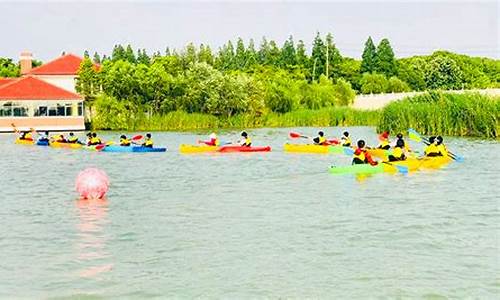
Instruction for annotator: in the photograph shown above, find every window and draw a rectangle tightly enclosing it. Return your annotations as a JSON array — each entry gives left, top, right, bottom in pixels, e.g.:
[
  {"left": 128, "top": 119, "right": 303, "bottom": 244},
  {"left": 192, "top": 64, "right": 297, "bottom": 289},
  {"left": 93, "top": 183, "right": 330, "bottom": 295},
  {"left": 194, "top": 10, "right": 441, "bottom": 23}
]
[
  {"left": 35, "top": 106, "right": 48, "bottom": 116},
  {"left": 57, "top": 104, "right": 65, "bottom": 116},
  {"left": 48, "top": 106, "right": 57, "bottom": 116},
  {"left": 78, "top": 102, "right": 83, "bottom": 116},
  {"left": 65, "top": 105, "right": 72, "bottom": 116},
  {"left": 13, "top": 107, "right": 28, "bottom": 117},
  {"left": 0, "top": 102, "right": 29, "bottom": 117}
]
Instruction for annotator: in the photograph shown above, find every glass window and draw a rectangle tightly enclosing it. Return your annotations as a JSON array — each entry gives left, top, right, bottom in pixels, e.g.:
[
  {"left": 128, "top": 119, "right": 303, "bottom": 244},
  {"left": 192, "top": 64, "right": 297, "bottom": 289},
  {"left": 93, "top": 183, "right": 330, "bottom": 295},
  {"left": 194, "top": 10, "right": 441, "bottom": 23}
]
[
  {"left": 78, "top": 102, "right": 84, "bottom": 116},
  {"left": 0, "top": 102, "right": 13, "bottom": 117},
  {"left": 48, "top": 107, "right": 57, "bottom": 116},
  {"left": 65, "top": 105, "right": 72, "bottom": 116},
  {"left": 35, "top": 106, "right": 48, "bottom": 117},
  {"left": 57, "top": 104, "right": 65, "bottom": 116},
  {"left": 13, "top": 107, "right": 28, "bottom": 117}
]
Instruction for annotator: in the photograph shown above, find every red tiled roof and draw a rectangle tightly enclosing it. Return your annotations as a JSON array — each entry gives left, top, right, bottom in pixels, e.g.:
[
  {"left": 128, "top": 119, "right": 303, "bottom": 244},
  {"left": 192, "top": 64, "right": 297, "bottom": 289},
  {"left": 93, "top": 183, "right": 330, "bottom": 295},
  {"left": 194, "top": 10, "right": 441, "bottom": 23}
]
[
  {"left": 0, "top": 78, "right": 16, "bottom": 87},
  {"left": 29, "top": 53, "right": 84, "bottom": 75},
  {"left": 0, "top": 76, "right": 82, "bottom": 100}
]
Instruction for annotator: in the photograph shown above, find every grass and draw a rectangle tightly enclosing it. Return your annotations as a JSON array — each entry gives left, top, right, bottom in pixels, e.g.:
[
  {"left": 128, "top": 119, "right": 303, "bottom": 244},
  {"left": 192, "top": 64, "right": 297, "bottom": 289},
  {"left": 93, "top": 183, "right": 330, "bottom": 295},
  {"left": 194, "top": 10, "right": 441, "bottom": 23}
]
[{"left": 377, "top": 91, "right": 499, "bottom": 138}]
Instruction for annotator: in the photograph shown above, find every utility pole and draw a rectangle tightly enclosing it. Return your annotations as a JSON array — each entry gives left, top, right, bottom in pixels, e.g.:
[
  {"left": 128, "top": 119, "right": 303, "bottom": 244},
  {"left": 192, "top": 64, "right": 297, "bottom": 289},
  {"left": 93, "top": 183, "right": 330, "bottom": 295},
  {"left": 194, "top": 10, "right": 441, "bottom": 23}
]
[{"left": 325, "top": 41, "right": 329, "bottom": 79}]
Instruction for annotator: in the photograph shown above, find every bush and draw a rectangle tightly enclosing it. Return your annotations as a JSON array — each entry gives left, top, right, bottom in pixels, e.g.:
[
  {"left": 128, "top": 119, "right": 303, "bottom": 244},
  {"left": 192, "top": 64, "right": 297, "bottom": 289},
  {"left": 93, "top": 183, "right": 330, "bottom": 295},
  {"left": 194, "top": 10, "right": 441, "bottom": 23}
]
[{"left": 360, "top": 73, "right": 388, "bottom": 94}]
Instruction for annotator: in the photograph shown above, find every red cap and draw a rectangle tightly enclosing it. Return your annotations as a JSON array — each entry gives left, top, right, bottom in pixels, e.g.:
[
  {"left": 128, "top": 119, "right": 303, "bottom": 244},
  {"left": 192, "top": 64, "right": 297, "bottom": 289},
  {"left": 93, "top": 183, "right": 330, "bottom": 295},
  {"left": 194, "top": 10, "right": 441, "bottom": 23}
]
[{"left": 379, "top": 131, "right": 389, "bottom": 140}]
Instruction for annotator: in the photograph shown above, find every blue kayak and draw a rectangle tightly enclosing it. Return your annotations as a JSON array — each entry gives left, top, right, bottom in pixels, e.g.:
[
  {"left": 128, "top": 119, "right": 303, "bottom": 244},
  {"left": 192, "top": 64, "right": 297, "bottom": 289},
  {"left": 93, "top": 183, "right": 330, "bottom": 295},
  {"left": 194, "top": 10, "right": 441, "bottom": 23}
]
[
  {"left": 102, "top": 145, "right": 167, "bottom": 152},
  {"left": 36, "top": 140, "right": 49, "bottom": 146}
]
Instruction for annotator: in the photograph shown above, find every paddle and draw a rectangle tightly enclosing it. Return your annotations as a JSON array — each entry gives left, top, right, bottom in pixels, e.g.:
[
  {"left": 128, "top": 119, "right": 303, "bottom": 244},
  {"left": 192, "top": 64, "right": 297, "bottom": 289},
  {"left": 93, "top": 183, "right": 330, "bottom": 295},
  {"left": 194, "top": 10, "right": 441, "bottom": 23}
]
[
  {"left": 382, "top": 161, "right": 409, "bottom": 174},
  {"left": 408, "top": 128, "right": 463, "bottom": 162},
  {"left": 289, "top": 131, "right": 339, "bottom": 145}
]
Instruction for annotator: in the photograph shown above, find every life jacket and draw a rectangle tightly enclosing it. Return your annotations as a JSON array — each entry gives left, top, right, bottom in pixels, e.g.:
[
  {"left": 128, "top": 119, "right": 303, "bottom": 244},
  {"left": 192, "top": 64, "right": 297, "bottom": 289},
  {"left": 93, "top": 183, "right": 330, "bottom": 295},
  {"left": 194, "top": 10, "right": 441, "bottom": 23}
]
[
  {"left": 437, "top": 144, "right": 448, "bottom": 157},
  {"left": 120, "top": 138, "right": 131, "bottom": 146},
  {"left": 378, "top": 139, "right": 390, "bottom": 150},
  {"left": 213, "top": 138, "right": 220, "bottom": 146},
  {"left": 89, "top": 137, "right": 102, "bottom": 145},
  {"left": 352, "top": 148, "right": 367, "bottom": 164},
  {"left": 242, "top": 137, "right": 251, "bottom": 147},
  {"left": 424, "top": 143, "right": 441, "bottom": 156},
  {"left": 68, "top": 136, "right": 78, "bottom": 143},
  {"left": 341, "top": 136, "right": 351, "bottom": 147},
  {"left": 143, "top": 138, "right": 153, "bottom": 147},
  {"left": 388, "top": 147, "right": 406, "bottom": 162}
]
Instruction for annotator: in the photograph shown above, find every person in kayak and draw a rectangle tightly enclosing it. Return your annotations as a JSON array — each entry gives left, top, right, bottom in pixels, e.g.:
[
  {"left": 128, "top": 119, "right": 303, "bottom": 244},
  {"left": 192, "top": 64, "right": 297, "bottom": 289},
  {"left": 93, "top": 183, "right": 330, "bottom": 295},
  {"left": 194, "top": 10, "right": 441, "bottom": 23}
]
[
  {"left": 88, "top": 132, "right": 102, "bottom": 146},
  {"left": 199, "top": 133, "right": 220, "bottom": 146},
  {"left": 67, "top": 132, "right": 79, "bottom": 143},
  {"left": 377, "top": 131, "right": 391, "bottom": 150},
  {"left": 38, "top": 131, "right": 49, "bottom": 143},
  {"left": 51, "top": 134, "right": 66, "bottom": 143},
  {"left": 312, "top": 131, "right": 328, "bottom": 145},
  {"left": 239, "top": 131, "right": 252, "bottom": 147},
  {"left": 341, "top": 131, "right": 351, "bottom": 147},
  {"left": 435, "top": 136, "right": 449, "bottom": 157},
  {"left": 19, "top": 131, "right": 33, "bottom": 141},
  {"left": 424, "top": 136, "right": 441, "bottom": 157},
  {"left": 394, "top": 133, "right": 411, "bottom": 152},
  {"left": 142, "top": 133, "right": 154, "bottom": 148},
  {"left": 120, "top": 135, "right": 131, "bottom": 146},
  {"left": 387, "top": 139, "right": 406, "bottom": 161},
  {"left": 352, "top": 140, "right": 378, "bottom": 165}
]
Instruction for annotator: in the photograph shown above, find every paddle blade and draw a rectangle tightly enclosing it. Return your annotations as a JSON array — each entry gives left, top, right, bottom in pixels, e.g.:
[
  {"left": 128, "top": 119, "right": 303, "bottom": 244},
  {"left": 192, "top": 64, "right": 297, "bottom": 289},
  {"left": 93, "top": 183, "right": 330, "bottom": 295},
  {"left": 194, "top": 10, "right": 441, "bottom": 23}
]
[
  {"left": 327, "top": 139, "right": 340, "bottom": 145},
  {"left": 395, "top": 165, "right": 409, "bottom": 174},
  {"left": 105, "top": 141, "right": 114, "bottom": 146},
  {"left": 408, "top": 128, "right": 422, "bottom": 142},
  {"left": 289, "top": 132, "right": 302, "bottom": 138},
  {"left": 131, "top": 135, "right": 143, "bottom": 141},
  {"left": 95, "top": 144, "right": 106, "bottom": 151},
  {"left": 343, "top": 147, "right": 354, "bottom": 156}
]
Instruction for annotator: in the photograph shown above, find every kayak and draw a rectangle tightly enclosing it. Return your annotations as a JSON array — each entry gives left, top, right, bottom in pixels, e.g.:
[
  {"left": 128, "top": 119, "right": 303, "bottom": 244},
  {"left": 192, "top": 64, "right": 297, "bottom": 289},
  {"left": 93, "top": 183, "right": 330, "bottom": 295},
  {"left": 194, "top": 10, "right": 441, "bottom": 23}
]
[
  {"left": 179, "top": 144, "right": 219, "bottom": 154},
  {"left": 283, "top": 143, "right": 347, "bottom": 154},
  {"left": 367, "top": 148, "right": 392, "bottom": 159},
  {"left": 329, "top": 163, "right": 395, "bottom": 175},
  {"left": 83, "top": 145, "right": 103, "bottom": 151},
  {"left": 15, "top": 139, "right": 49, "bottom": 146},
  {"left": 50, "top": 141, "right": 83, "bottom": 149},
  {"left": 103, "top": 145, "right": 167, "bottom": 152},
  {"left": 384, "top": 159, "right": 422, "bottom": 172},
  {"left": 419, "top": 156, "right": 452, "bottom": 169},
  {"left": 218, "top": 145, "right": 271, "bottom": 153}
]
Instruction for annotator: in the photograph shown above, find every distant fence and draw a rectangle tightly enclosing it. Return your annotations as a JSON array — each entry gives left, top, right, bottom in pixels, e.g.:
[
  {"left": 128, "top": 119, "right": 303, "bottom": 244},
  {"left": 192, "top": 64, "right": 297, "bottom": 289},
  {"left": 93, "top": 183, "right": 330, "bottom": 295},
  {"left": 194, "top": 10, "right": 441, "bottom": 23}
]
[{"left": 352, "top": 88, "right": 500, "bottom": 110}]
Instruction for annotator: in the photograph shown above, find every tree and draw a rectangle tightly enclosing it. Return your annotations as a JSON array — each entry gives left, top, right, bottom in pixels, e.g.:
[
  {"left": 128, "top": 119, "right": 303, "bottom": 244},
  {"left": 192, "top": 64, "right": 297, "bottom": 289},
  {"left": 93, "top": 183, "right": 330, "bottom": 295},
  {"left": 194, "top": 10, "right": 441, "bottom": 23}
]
[
  {"left": 234, "top": 38, "right": 247, "bottom": 69},
  {"left": 76, "top": 57, "right": 100, "bottom": 119},
  {"left": 375, "top": 38, "right": 397, "bottom": 77},
  {"left": 215, "top": 41, "right": 235, "bottom": 70},
  {"left": 0, "top": 58, "right": 20, "bottom": 77},
  {"left": 267, "top": 40, "right": 281, "bottom": 66},
  {"left": 360, "top": 73, "right": 389, "bottom": 94},
  {"left": 296, "top": 40, "right": 309, "bottom": 68},
  {"left": 258, "top": 37, "right": 270, "bottom": 64},
  {"left": 83, "top": 50, "right": 90, "bottom": 58},
  {"left": 424, "top": 55, "right": 464, "bottom": 90},
  {"left": 112, "top": 44, "right": 126, "bottom": 61},
  {"left": 125, "top": 44, "right": 136, "bottom": 63},
  {"left": 333, "top": 78, "right": 356, "bottom": 106},
  {"left": 325, "top": 33, "right": 342, "bottom": 79},
  {"left": 198, "top": 44, "right": 214, "bottom": 65},
  {"left": 93, "top": 52, "right": 101, "bottom": 64},
  {"left": 137, "top": 49, "right": 151, "bottom": 65},
  {"left": 279, "top": 35, "right": 297, "bottom": 68},
  {"left": 245, "top": 39, "right": 258, "bottom": 68},
  {"left": 360, "top": 36, "right": 376, "bottom": 73},
  {"left": 387, "top": 76, "right": 410, "bottom": 93},
  {"left": 311, "top": 32, "right": 326, "bottom": 80}
]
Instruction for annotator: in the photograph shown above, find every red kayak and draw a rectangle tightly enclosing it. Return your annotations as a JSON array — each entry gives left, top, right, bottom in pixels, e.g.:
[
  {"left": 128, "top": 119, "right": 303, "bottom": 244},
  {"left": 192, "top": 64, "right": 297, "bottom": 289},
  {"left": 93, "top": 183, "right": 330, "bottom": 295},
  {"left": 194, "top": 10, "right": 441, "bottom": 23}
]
[{"left": 218, "top": 145, "right": 272, "bottom": 153}]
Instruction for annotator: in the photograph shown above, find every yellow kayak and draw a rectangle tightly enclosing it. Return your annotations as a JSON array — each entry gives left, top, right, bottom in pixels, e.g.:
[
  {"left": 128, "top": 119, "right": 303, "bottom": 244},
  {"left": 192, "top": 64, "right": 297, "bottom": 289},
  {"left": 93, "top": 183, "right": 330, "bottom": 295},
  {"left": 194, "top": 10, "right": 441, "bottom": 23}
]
[
  {"left": 50, "top": 141, "right": 83, "bottom": 149},
  {"left": 367, "top": 148, "right": 392, "bottom": 159},
  {"left": 384, "top": 159, "right": 422, "bottom": 172},
  {"left": 419, "top": 156, "right": 452, "bottom": 169},
  {"left": 283, "top": 143, "right": 329, "bottom": 154},
  {"left": 283, "top": 143, "right": 347, "bottom": 154},
  {"left": 179, "top": 144, "right": 219, "bottom": 154},
  {"left": 15, "top": 138, "right": 35, "bottom": 145}
]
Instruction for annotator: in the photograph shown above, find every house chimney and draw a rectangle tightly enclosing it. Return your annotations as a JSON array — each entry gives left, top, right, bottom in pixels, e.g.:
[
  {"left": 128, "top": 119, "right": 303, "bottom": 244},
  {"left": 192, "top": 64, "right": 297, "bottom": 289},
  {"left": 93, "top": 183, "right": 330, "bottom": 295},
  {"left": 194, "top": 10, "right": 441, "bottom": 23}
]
[{"left": 20, "top": 51, "right": 33, "bottom": 75}]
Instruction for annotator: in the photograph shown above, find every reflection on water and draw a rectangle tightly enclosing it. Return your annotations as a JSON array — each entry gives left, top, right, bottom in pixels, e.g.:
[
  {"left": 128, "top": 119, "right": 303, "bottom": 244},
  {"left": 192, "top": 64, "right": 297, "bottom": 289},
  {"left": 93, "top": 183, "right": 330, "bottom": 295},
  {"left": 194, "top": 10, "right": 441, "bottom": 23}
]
[{"left": 75, "top": 198, "right": 113, "bottom": 279}]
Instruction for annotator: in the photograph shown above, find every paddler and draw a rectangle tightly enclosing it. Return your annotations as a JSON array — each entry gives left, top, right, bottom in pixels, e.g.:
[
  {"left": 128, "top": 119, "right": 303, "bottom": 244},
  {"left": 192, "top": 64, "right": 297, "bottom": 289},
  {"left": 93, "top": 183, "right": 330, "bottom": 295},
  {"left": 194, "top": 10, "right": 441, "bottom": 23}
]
[
  {"left": 377, "top": 131, "right": 391, "bottom": 150},
  {"left": 38, "top": 131, "right": 49, "bottom": 142},
  {"left": 120, "top": 135, "right": 131, "bottom": 146},
  {"left": 341, "top": 131, "right": 351, "bottom": 147},
  {"left": 88, "top": 132, "right": 102, "bottom": 146},
  {"left": 142, "top": 133, "right": 154, "bottom": 148},
  {"left": 239, "top": 131, "right": 252, "bottom": 147},
  {"left": 424, "top": 136, "right": 441, "bottom": 157},
  {"left": 67, "top": 132, "right": 79, "bottom": 144},
  {"left": 19, "top": 131, "right": 33, "bottom": 141},
  {"left": 199, "top": 133, "right": 219, "bottom": 146},
  {"left": 312, "top": 131, "right": 328, "bottom": 145},
  {"left": 394, "top": 133, "right": 411, "bottom": 152},
  {"left": 387, "top": 139, "right": 406, "bottom": 161},
  {"left": 51, "top": 134, "right": 66, "bottom": 143},
  {"left": 435, "top": 136, "right": 449, "bottom": 157},
  {"left": 352, "top": 140, "right": 378, "bottom": 165}
]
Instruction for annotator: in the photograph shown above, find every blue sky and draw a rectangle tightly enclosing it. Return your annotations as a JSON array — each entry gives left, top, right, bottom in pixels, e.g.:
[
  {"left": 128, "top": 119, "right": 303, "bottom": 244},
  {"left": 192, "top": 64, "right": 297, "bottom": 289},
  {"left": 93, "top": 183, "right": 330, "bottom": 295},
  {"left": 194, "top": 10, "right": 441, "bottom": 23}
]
[{"left": 1, "top": 0, "right": 498, "bottom": 61}]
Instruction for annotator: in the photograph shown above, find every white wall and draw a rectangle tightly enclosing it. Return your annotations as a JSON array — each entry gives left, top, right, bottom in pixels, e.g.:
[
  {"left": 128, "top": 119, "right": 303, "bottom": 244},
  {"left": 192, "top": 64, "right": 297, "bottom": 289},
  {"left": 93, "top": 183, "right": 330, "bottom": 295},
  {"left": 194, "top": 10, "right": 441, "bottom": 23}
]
[{"left": 34, "top": 75, "right": 77, "bottom": 93}]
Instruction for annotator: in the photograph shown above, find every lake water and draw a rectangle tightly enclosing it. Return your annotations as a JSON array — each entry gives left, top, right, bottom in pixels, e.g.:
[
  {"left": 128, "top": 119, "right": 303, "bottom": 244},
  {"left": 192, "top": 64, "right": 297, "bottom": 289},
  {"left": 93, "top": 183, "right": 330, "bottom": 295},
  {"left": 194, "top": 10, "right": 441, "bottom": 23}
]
[{"left": 0, "top": 127, "right": 498, "bottom": 299}]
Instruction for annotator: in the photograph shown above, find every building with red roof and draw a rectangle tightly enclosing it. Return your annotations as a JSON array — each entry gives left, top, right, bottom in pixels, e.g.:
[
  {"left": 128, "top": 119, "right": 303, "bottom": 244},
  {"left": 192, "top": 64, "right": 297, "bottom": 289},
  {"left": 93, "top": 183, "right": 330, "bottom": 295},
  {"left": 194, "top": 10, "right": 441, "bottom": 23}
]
[{"left": 0, "top": 52, "right": 88, "bottom": 132}]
